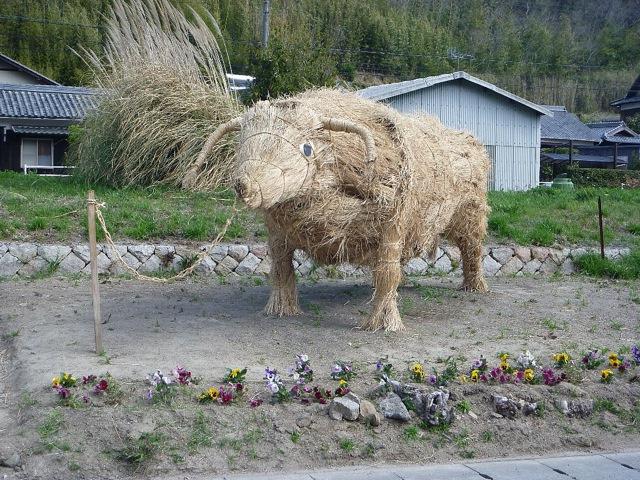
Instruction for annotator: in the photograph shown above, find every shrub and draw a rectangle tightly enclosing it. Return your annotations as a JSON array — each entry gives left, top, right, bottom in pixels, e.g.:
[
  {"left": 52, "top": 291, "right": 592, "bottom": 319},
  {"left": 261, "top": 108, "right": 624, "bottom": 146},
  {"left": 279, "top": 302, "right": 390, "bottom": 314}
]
[{"left": 568, "top": 167, "right": 640, "bottom": 188}]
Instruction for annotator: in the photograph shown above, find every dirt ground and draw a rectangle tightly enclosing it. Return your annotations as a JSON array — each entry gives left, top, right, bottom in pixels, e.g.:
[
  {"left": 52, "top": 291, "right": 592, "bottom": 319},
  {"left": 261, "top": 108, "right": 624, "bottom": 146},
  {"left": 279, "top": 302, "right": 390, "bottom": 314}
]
[{"left": 0, "top": 274, "right": 639, "bottom": 479}]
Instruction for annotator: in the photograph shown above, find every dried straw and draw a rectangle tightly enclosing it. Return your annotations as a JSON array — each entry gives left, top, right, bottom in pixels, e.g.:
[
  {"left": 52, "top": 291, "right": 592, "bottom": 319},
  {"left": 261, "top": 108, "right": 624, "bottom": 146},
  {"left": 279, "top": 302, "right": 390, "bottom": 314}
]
[
  {"left": 69, "top": 0, "right": 241, "bottom": 189},
  {"left": 187, "top": 88, "right": 490, "bottom": 332}
]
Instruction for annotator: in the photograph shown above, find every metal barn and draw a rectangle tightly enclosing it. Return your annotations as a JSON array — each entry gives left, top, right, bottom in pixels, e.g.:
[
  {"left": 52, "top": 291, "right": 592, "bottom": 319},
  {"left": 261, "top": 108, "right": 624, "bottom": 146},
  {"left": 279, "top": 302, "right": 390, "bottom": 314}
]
[{"left": 358, "top": 71, "right": 551, "bottom": 191}]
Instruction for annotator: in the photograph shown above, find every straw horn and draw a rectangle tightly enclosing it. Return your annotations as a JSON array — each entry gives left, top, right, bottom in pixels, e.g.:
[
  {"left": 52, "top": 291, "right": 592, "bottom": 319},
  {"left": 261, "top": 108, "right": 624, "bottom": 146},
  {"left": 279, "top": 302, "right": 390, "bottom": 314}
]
[
  {"left": 320, "top": 117, "right": 377, "bottom": 166},
  {"left": 183, "top": 117, "right": 242, "bottom": 189}
]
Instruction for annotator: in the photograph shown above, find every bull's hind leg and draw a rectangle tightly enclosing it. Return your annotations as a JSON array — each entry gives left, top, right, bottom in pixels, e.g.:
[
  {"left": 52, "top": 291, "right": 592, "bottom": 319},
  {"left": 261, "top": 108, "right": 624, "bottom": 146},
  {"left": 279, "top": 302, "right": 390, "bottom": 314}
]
[
  {"left": 450, "top": 207, "right": 489, "bottom": 293},
  {"left": 360, "top": 230, "right": 405, "bottom": 332},
  {"left": 264, "top": 233, "right": 301, "bottom": 316}
]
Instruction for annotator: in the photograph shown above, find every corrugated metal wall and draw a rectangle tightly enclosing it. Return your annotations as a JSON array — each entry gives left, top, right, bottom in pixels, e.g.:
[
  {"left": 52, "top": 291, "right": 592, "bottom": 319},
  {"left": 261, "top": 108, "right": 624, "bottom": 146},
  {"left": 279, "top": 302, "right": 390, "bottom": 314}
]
[{"left": 385, "top": 80, "right": 541, "bottom": 191}]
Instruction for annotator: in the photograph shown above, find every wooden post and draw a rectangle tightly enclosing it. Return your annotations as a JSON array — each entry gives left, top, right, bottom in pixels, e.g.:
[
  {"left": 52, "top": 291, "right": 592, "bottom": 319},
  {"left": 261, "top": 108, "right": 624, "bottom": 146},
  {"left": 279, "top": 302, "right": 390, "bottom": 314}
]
[
  {"left": 87, "top": 190, "right": 103, "bottom": 354},
  {"left": 598, "top": 196, "right": 605, "bottom": 259}
]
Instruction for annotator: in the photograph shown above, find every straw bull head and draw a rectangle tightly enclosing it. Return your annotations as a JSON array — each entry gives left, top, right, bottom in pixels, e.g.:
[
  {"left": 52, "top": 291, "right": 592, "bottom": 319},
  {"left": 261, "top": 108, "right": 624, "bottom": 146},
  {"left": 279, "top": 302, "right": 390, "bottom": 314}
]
[{"left": 183, "top": 100, "right": 376, "bottom": 208}]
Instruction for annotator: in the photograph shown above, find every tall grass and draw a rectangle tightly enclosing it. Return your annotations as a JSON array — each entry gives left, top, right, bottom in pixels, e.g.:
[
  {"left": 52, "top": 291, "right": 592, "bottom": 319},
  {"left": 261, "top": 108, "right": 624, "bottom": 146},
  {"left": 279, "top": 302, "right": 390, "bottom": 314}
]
[
  {"left": 574, "top": 250, "right": 640, "bottom": 279},
  {"left": 69, "top": 0, "right": 241, "bottom": 189}
]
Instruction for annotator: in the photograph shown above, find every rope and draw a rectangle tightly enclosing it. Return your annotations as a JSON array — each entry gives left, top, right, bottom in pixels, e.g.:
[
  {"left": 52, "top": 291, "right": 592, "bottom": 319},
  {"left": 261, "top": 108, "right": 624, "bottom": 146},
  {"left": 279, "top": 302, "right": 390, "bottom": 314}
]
[{"left": 88, "top": 198, "right": 237, "bottom": 284}]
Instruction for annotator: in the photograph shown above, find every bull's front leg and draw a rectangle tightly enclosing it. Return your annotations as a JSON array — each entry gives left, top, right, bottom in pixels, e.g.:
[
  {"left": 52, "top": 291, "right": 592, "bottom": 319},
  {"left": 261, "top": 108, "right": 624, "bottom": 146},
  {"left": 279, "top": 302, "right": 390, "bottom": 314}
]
[
  {"left": 264, "top": 232, "right": 301, "bottom": 316},
  {"left": 360, "top": 229, "right": 405, "bottom": 332}
]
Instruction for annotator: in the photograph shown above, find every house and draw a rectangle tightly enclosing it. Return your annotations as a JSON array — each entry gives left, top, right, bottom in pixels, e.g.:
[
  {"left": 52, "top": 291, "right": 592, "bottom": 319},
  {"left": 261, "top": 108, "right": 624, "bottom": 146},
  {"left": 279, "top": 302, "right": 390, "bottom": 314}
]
[
  {"left": 0, "top": 52, "right": 59, "bottom": 86},
  {"left": 358, "top": 71, "right": 552, "bottom": 191},
  {"left": 0, "top": 83, "right": 98, "bottom": 172},
  {"left": 611, "top": 74, "right": 640, "bottom": 122},
  {"left": 581, "top": 120, "right": 640, "bottom": 169}
]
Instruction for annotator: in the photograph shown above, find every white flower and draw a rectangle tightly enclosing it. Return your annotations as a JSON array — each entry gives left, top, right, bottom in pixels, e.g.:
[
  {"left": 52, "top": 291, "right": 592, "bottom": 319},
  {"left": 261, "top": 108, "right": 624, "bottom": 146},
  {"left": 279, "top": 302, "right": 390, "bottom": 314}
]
[
  {"left": 268, "top": 382, "right": 279, "bottom": 394},
  {"left": 517, "top": 351, "right": 537, "bottom": 369},
  {"left": 299, "top": 354, "right": 308, "bottom": 363}
]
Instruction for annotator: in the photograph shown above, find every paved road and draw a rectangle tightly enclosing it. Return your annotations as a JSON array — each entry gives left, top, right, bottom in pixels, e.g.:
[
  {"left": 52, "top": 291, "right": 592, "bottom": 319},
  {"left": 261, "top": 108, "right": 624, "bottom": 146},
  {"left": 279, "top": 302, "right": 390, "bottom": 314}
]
[{"left": 208, "top": 452, "right": 640, "bottom": 480}]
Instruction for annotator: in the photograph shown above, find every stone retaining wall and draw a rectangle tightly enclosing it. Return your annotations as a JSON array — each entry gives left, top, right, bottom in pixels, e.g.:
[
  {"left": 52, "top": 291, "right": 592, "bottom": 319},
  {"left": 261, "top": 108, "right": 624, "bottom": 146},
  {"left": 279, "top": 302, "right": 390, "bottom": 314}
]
[{"left": 0, "top": 241, "right": 630, "bottom": 279}]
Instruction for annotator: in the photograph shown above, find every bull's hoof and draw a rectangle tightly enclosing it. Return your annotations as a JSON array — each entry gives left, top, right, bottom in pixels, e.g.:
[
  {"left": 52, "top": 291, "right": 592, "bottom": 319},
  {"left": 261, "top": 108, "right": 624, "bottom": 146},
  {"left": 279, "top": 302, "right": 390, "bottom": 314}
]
[
  {"left": 264, "top": 294, "right": 302, "bottom": 317},
  {"left": 459, "top": 278, "right": 489, "bottom": 293},
  {"left": 359, "top": 305, "right": 406, "bottom": 333}
]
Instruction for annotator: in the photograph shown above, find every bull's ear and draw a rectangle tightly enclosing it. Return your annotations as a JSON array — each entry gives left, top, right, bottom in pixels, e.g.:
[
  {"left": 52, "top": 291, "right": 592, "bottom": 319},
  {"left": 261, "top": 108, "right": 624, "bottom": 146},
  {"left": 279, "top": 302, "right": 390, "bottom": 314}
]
[
  {"left": 319, "top": 117, "right": 377, "bottom": 166},
  {"left": 183, "top": 117, "right": 242, "bottom": 189}
]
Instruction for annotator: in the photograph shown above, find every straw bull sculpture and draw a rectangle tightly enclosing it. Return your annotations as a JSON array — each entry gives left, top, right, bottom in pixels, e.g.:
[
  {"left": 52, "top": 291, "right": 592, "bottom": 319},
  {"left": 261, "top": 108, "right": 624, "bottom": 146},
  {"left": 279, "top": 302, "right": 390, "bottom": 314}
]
[{"left": 183, "top": 89, "right": 490, "bottom": 332}]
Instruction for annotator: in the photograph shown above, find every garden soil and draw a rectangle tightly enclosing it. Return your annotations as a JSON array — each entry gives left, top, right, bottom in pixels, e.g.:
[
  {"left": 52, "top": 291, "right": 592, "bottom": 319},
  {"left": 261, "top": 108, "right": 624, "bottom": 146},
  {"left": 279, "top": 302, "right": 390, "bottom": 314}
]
[{"left": 0, "top": 275, "right": 638, "bottom": 479}]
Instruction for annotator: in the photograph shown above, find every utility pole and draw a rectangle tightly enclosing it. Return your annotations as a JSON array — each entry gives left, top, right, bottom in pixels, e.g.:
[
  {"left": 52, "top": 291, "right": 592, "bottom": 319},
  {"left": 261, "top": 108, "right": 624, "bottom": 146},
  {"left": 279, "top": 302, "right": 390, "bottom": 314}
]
[{"left": 261, "top": 0, "right": 270, "bottom": 48}]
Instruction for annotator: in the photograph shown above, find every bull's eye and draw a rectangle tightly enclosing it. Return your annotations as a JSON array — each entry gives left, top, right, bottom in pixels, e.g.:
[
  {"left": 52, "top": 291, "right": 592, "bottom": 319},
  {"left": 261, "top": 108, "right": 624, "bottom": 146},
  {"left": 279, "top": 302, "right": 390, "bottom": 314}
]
[{"left": 299, "top": 142, "right": 314, "bottom": 157}]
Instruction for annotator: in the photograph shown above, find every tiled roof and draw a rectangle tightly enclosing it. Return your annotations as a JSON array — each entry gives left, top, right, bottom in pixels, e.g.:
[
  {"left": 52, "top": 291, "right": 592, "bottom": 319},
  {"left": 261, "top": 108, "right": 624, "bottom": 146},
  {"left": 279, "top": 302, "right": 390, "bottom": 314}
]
[
  {"left": 0, "top": 83, "right": 98, "bottom": 120},
  {"left": 611, "top": 74, "right": 640, "bottom": 106},
  {"left": 541, "top": 106, "right": 601, "bottom": 143},
  {"left": 357, "top": 71, "right": 551, "bottom": 116},
  {"left": 587, "top": 120, "right": 640, "bottom": 144},
  {"left": 11, "top": 125, "right": 69, "bottom": 135}
]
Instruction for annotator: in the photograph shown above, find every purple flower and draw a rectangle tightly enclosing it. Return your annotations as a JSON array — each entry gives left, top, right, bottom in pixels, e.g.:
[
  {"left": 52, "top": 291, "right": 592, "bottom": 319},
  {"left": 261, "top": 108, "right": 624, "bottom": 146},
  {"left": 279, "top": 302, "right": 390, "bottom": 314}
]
[
  {"left": 82, "top": 394, "right": 90, "bottom": 404},
  {"left": 428, "top": 374, "right": 437, "bottom": 385},
  {"left": 375, "top": 360, "right": 383, "bottom": 371},
  {"left": 172, "top": 365, "right": 192, "bottom": 385},
  {"left": 631, "top": 345, "right": 640, "bottom": 365},
  {"left": 249, "top": 397, "right": 263, "bottom": 408},
  {"left": 55, "top": 386, "right": 71, "bottom": 399},
  {"left": 82, "top": 375, "right": 97, "bottom": 385},
  {"left": 145, "top": 389, "right": 153, "bottom": 401},
  {"left": 331, "top": 364, "right": 342, "bottom": 374},
  {"left": 93, "top": 379, "right": 108, "bottom": 395}
]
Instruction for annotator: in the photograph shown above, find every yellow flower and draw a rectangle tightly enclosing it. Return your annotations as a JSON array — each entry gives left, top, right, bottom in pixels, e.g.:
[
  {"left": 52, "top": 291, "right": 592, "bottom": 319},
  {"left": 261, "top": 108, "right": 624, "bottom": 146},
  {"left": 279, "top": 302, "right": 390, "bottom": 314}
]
[
  {"left": 207, "top": 386, "right": 220, "bottom": 399},
  {"left": 601, "top": 369, "right": 613, "bottom": 382},
  {"left": 608, "top": 353, "right": 619, "bottom": 367},
  {"left": 524, "top": 369, "right": 535, "bottom": 382},
  {"left": 499, "top": 353, "right": 510, "bottom": 362},
  {"left": 411, "top": 363, "right": 424, "bottom": 373},
  {"left": 500, "top": 360, "right": 510, "bottom": 371},
  {"left": 470, "top": 370, "right": 480, "bottom": 382},
  {"left": 459, "top": 374, "right": 469, "bottom": 383},
  {"left": 553, "top": 353, "right": 570, "bottom": 364},
  {"left": 51, "top": 376, "right": 61, "bottom": 387},
  {"left": 338, "top": 379, "right": 348, "bottom": 387},
  {"left": 230, "top": 368, "right": 241, "bottom": 379}
]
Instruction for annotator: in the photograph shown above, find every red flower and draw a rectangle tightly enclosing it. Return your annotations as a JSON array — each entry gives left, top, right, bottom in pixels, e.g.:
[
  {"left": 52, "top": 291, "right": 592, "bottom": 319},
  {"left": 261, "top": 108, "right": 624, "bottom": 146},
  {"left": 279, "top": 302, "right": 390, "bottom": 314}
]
[{"left": 94, "top": 379, "right": 108, "bottom": 394}]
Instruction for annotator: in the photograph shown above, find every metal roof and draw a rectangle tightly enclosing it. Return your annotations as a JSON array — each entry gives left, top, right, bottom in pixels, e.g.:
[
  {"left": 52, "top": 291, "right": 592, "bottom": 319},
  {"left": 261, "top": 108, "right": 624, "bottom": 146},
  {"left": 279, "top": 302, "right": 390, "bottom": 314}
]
[
  {"left": 587, "top": 120, "right": 640, "bottom": 144},
  {"left": 0, "top": 83, "right": 98, "bottom": 120},
  {"left": 11, "top": 125, "right": 69, "bottom": 135},
  {"left": 611, "top": 74, "right": 640, "bottom": 106},
  {"left": 541, "top": 153, "right": 626, "bottom": 164},
  {"left": 540, "top": 106, "right": 601, "bottom": 143},
  {"left": 0, "top": 52, "right": 59, "bottom": 86},
  {"left": 357, "top": 71, "right": 551, "bottom": 116}
]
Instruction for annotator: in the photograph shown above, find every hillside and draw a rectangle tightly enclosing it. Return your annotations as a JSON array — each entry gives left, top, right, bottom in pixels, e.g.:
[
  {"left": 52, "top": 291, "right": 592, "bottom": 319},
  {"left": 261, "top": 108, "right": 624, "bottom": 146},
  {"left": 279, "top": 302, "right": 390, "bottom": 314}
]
[{"left": 0, "top": 0, "right": 638, "bottom": 114}]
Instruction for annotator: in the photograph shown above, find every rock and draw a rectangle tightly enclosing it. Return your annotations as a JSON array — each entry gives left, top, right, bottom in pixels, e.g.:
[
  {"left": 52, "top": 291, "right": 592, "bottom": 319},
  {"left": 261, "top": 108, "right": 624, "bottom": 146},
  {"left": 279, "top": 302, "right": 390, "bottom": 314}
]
[
  {"left": 138, "top": 254, "right": 163, "bottom": 274},
  {"left": 1, "top": 452, "right": 21, "bottom": 468},
  {"left": 520, "top": 258, "right": 541, "bottom": 274},
  {"left": 8, "top": 243, "right": 37, "bottom": 263},
  {"left": 568, "top": 399, "right": 594, "bottom": 418},
  {"left": 343, "top": 392, "right": 361, "bottom": 405},
  {"left": 499, "top": 256, "right": 524, "bottom": 276},
  {"left": 561, "top": 258, "right": 575, "bottom": 275},
  {"left": 531, "top": 247, "right": 550, "bottom": 262},
  {"left": 337, "top": 263, "right": 357, "bottom": 276},
  {"left": 0, "top": 244, "right": 7, "bottom": 255},
  {"left": 255, "top": 257, "right": 272, "bottom": 275},
  {"left": 414, "top": 389, "right": 454, "bottom": 426},
  {"left": 193, "top": 256, "right": 216, "bottom": 275},
  {"left": 85, "top": 252, "right": 112, "bottom": 274},
  {"left": 228, "top": 244, "right": 249, "bottom": 262},
  {"left": 18, "top": 257, "right": 48, "bottom": 277},
  {"left": 128, "top": 244, "right": 155, "bottom": 262},
  {"left": 433, "top": 254, "right": 452, "bottom": 273},
  {"left": 548, "top": 248, "right": 566, "bottom": 265},
  {"left": 296, "top": 414, "right": 312, "bottom": 428},
  {"left": 442, "top": 245, "right": 461, "bottom": 263},
  {"left": 109, "top": 251, "right": 140, "bottom": 275},
  {"left": 556, "top": 383, "right": 587, "bottom": 398},
  {"left": 0, "top": 254, "right": 21, "bottom": 277},
  {"left": 403, "top": 257, "right": 429, "bottom": 275},
  {"left": 57, "top": 252, "right": 86, "bottom": 274},
  {"left": 492, "top": 394, "right": 518, "bottom": 419},
  {"left": 329, "top": 396, "right": 360, "bottom": 421},
  {"left": 208, "top": 245, "right": 228, "bottom": 262},
  {"left": 378, "top": 393, "right": 410, "bottom": 422},
  {"left": 514, "top": 246, "right": 531, "bottom": 262},
  {"left": 468, "top": 411, "right": 478, "bottom": 420},
  {"left": 328, "top": 408, "right": 343, "bottom": 421},
  {"left": 297, "top": 259, "right": 315, "bottom": 276},
  {"left": 214, "top": 255, "right": 239, "bottom": 275},
  {"left": 522, "top": 402, "right": 538, "bottom": 415},
  {"left": 236, "top": 253, "right": 261, "bottom": 274},
  {"left": 490, "top": 412, "right": 503, "bottom": 419},
  {"left": 359, "top": 399, "right": 377, "bottom": 418},
  {"left": 367, "top": 412, "right": 383, "bottom": 427},
  {"left": 555, "top": 398, "right": 570, "bottom": 415},
  {"left": 491, "top": 246, "right": 514, "bottom": 265},
  {"left": 101, "top": 244, "right": 127, "bottom": 262},
  {"left": 251, "top": 244, "right": 268, "bottom": 259},
  {"left": 539, "top": 258, "right": 558, "bottom": 274},
  {"left": 482, "top": 255, "right": 502, "bottom": 276},
  {"left": 37, "top": 245, "right": 72, "bottom": 263}
]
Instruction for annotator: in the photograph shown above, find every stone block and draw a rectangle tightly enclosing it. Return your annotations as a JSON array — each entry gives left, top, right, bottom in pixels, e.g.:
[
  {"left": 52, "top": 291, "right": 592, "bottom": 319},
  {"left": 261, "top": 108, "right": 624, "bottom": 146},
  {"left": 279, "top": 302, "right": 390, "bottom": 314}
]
[
  {"left": 378, "top": 393, "right": 410, "bottom": 422},
  {"left": 37, "top": 245, "right": 72, "bottom": 263},
  {"left": 18, "top": 256, "right": 48, "bottom": 277},
  {"left": 520, "top": 258, "right": 541, "bottom": 274},
  {"left": 491, "top": 246, "right": 514, "bottom": 265},
  {"left": 499, "top": 256, "right": 524, "bottom": 276},
  {"left": 255, "top": 257, "right": 272, "bottom": 275},
  {"left": 109, "top": 252, "right": 141, "bottom": 275},
  {"left": 531, "top": 247, "right": 549, "bottom": 262},
  {"left": 0, "top": 253, "right": 20, "bottom": 277},
  {"left": 337, "top": 263, "right": 357, "bottom": 276},
  {"left": 236, "top": 253, "right": 261, "bottom": 274},
  {"left": 482, "top": 255, "right": 501, "bottom": 276},
  {"left": 539, "top": 258, "right": 558, "bottom": 274},
  {"left": 101, "top": 244, "right": 127, "bottom": 262},
  {"left": 58, "top": 252, "right": 86, "bottom": 274},
  {"left": 293, "top": 249, "right": 309, "bottom": 264},
  {"left": 0, "top": 243, "right": 7, "bottom": 255},
  {"left": 250, "top": 244, "right": 269, "bottom": 259},
  {"left": 433, "top": 254, "right": 452, "bottom": 273},
  {"left": 297, "top": 259, "right": 315, "bottom": 276},
  {"left": 441, "top": 245, "right": 461, "bottom": 263},
  {"left": 155, "top": 245, "right": 175, "bottom": 258},
  {"left": 8, "top": 243, "right": 37, "bottom": 263},
  {"left": 128, "top": 244, "right": 155, "bottom": 262},
  {"left": 214, "top": 255, "right": 238, "bottom": 275},
  {"left": 85, "top": 252, "right": 112, "bottom": 274},
  {"left": 195, "top": 256, "right": 217, "bottom": 275},
  {"left": 138, "top": 254, "right": 163, "bottom": 274},
  {"left": 561, "top": 258, "right": 575, "bottom": 275},
  {"left": 228, "top": 244, "right": 249, "bottom": 262},
  {"left": 208, "top": 245, "right": 228, "bottom": 262},
  {"left": 548, "top": 248, "right": 566, "bottom": 265},
  {"left": 403, "top": 257, "right": 429, "bottom": 275},
  {"left": 514, "top": 246, "right": 531, "bottom": 262}
]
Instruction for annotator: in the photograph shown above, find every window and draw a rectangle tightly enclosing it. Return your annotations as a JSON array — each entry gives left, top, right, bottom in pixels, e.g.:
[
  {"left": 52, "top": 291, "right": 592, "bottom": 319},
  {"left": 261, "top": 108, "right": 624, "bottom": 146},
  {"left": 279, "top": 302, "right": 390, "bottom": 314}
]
[{"left": 21, "top": 138, "right": 53, "bottom": 167}]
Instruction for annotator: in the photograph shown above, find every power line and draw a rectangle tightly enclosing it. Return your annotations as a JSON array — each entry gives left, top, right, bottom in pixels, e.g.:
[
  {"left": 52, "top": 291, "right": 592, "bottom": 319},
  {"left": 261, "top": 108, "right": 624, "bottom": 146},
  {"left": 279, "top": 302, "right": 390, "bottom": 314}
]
[{"left": 0, "top": 14, "right": 100, "bottom": 29}]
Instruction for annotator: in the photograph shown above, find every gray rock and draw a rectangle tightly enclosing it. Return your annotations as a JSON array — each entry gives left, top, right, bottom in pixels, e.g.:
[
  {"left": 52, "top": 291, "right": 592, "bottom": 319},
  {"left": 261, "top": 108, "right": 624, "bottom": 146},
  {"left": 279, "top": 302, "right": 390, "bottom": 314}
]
[
  {"left": 568, "top": 399, "right": 594, "bottom": 418},
  {"left": 561, "top": 258, "right": 575, "bottom": 275},
  {"left": 155, "top": 245, "right": 175, "bottom": 258},
  {"left": 491, "top": 246, "right": 514, "bottom": 265},
  {"left": 297, "top": 259, "right": 315, "bottom": 276},
  {"left": 84, "top": 252, "right": 111, "bottom": 274},
  {"left": 414, "top": 389, "right": 454, "bottom": 426},
  {"left": 442, "top": 245, "right": 461, "bottom": 263},
  {"left": 195, "top": 256, "right": 217, "bottom": 275},
  {"left": 531, "top": 247, "right": 550, "bottom": 261},
  {"left": 499, "top": 256, "right": 524, "bottom": 276},
  {"left": 109, "top": 251, "right": 141, "bottom": 275},
  {"left": 214, "top": 255, "right": 239, "bottom": 275},
  {"left": 482, "top": 255, "right": 502, "bottom": 276},
  {"left": 539, "top": 258, "right": 558, "bottom": 274},
  {"left": 492, "top": 394, "right": 518, "bottom": 419},
  {"left": 329, "top": 396, "right": 359, "bottom": 421},
  {"left": 101, "top": 244, "right": 127, "bottom": 262},
  {"left": 433, "top": 254, "right": 452, "bottom": 273},
  {"left": 128, "top": 244, "right": 155, "bottom": 262},
  {"left": 37, "top": 245, "right": 72, "bottom": 263},
  {"left": 1, "top": 452, "right": 21, "bottom": 468},
  {"left": 138, "top": 254, "right": 163, "bottom": 274},
  {"left": 255, "top": 257, "right": 272, "bottom": 275},
  {"left": 403, "top": 257, "right": 429, "bottom": 275},
  {"left": 520, "top": 258, "right": 542, "bottom": 274},
  {"left": 548, "top": 248, "right": 566, "bottom": 265},
  {"left": 522, "top": 402, "right": 538, "bottom": 415},
  {"left": 337, "top": 263, "right": 357, "bottom": 276},
  {"left": 228, "top": 244, "right": 249, "bottom": 262},
  {"left": 514, "top": 246, "right": 531, "bottom": 262},
  {"left": 208, "top": 245, "right": 228, "bottom": 262},
  {"left": 378, "top": 393, "right": 410, "bottom": 422},
  {"left": 18, "top": 256, "right": 48, "bottom": 277},
  {"left": 490, "top": 412, "right": 503, "bottom": 419},
  {"left": 236, "top": 253, "right": 261, "bottom": 274},
  {"left": 8, "top": 243, "right": 37, "bottom": 263},
  {"left": 0, "top": 243, "right": 7, "bottom": 255},
  {"left": 296, "top": 414, "right": 312, "bottom": 428},
  {"left": 555, "top": 398, "right": 570, "bottom": 415},
  {"left": 251, "top": 244, "right": 268, "bottom": 259},
  {"left": 57, "top": 252, "right": 86, "bottom": 274},
  {"left": 293, "top": 249, "right": 309, "bottom": 264}
]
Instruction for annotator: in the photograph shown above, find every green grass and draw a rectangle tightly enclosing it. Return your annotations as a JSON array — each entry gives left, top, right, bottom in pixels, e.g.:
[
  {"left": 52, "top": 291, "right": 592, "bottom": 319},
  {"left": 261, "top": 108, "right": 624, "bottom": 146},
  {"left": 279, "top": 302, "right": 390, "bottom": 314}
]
[
  {"left": 574, "top": 250, "right": 640, "bottom": 279},
  {"left": 338, "top": 438, "right": 355, "bottom": 452},
  {"left": 187, "top": 411, "right": 213, "bottom": 452},
  {"left": 3, "top": 174, "right": 640, "bottom": 247},
  {"left": 115, "top": 432, "right": 165, "bottom": 464}
]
